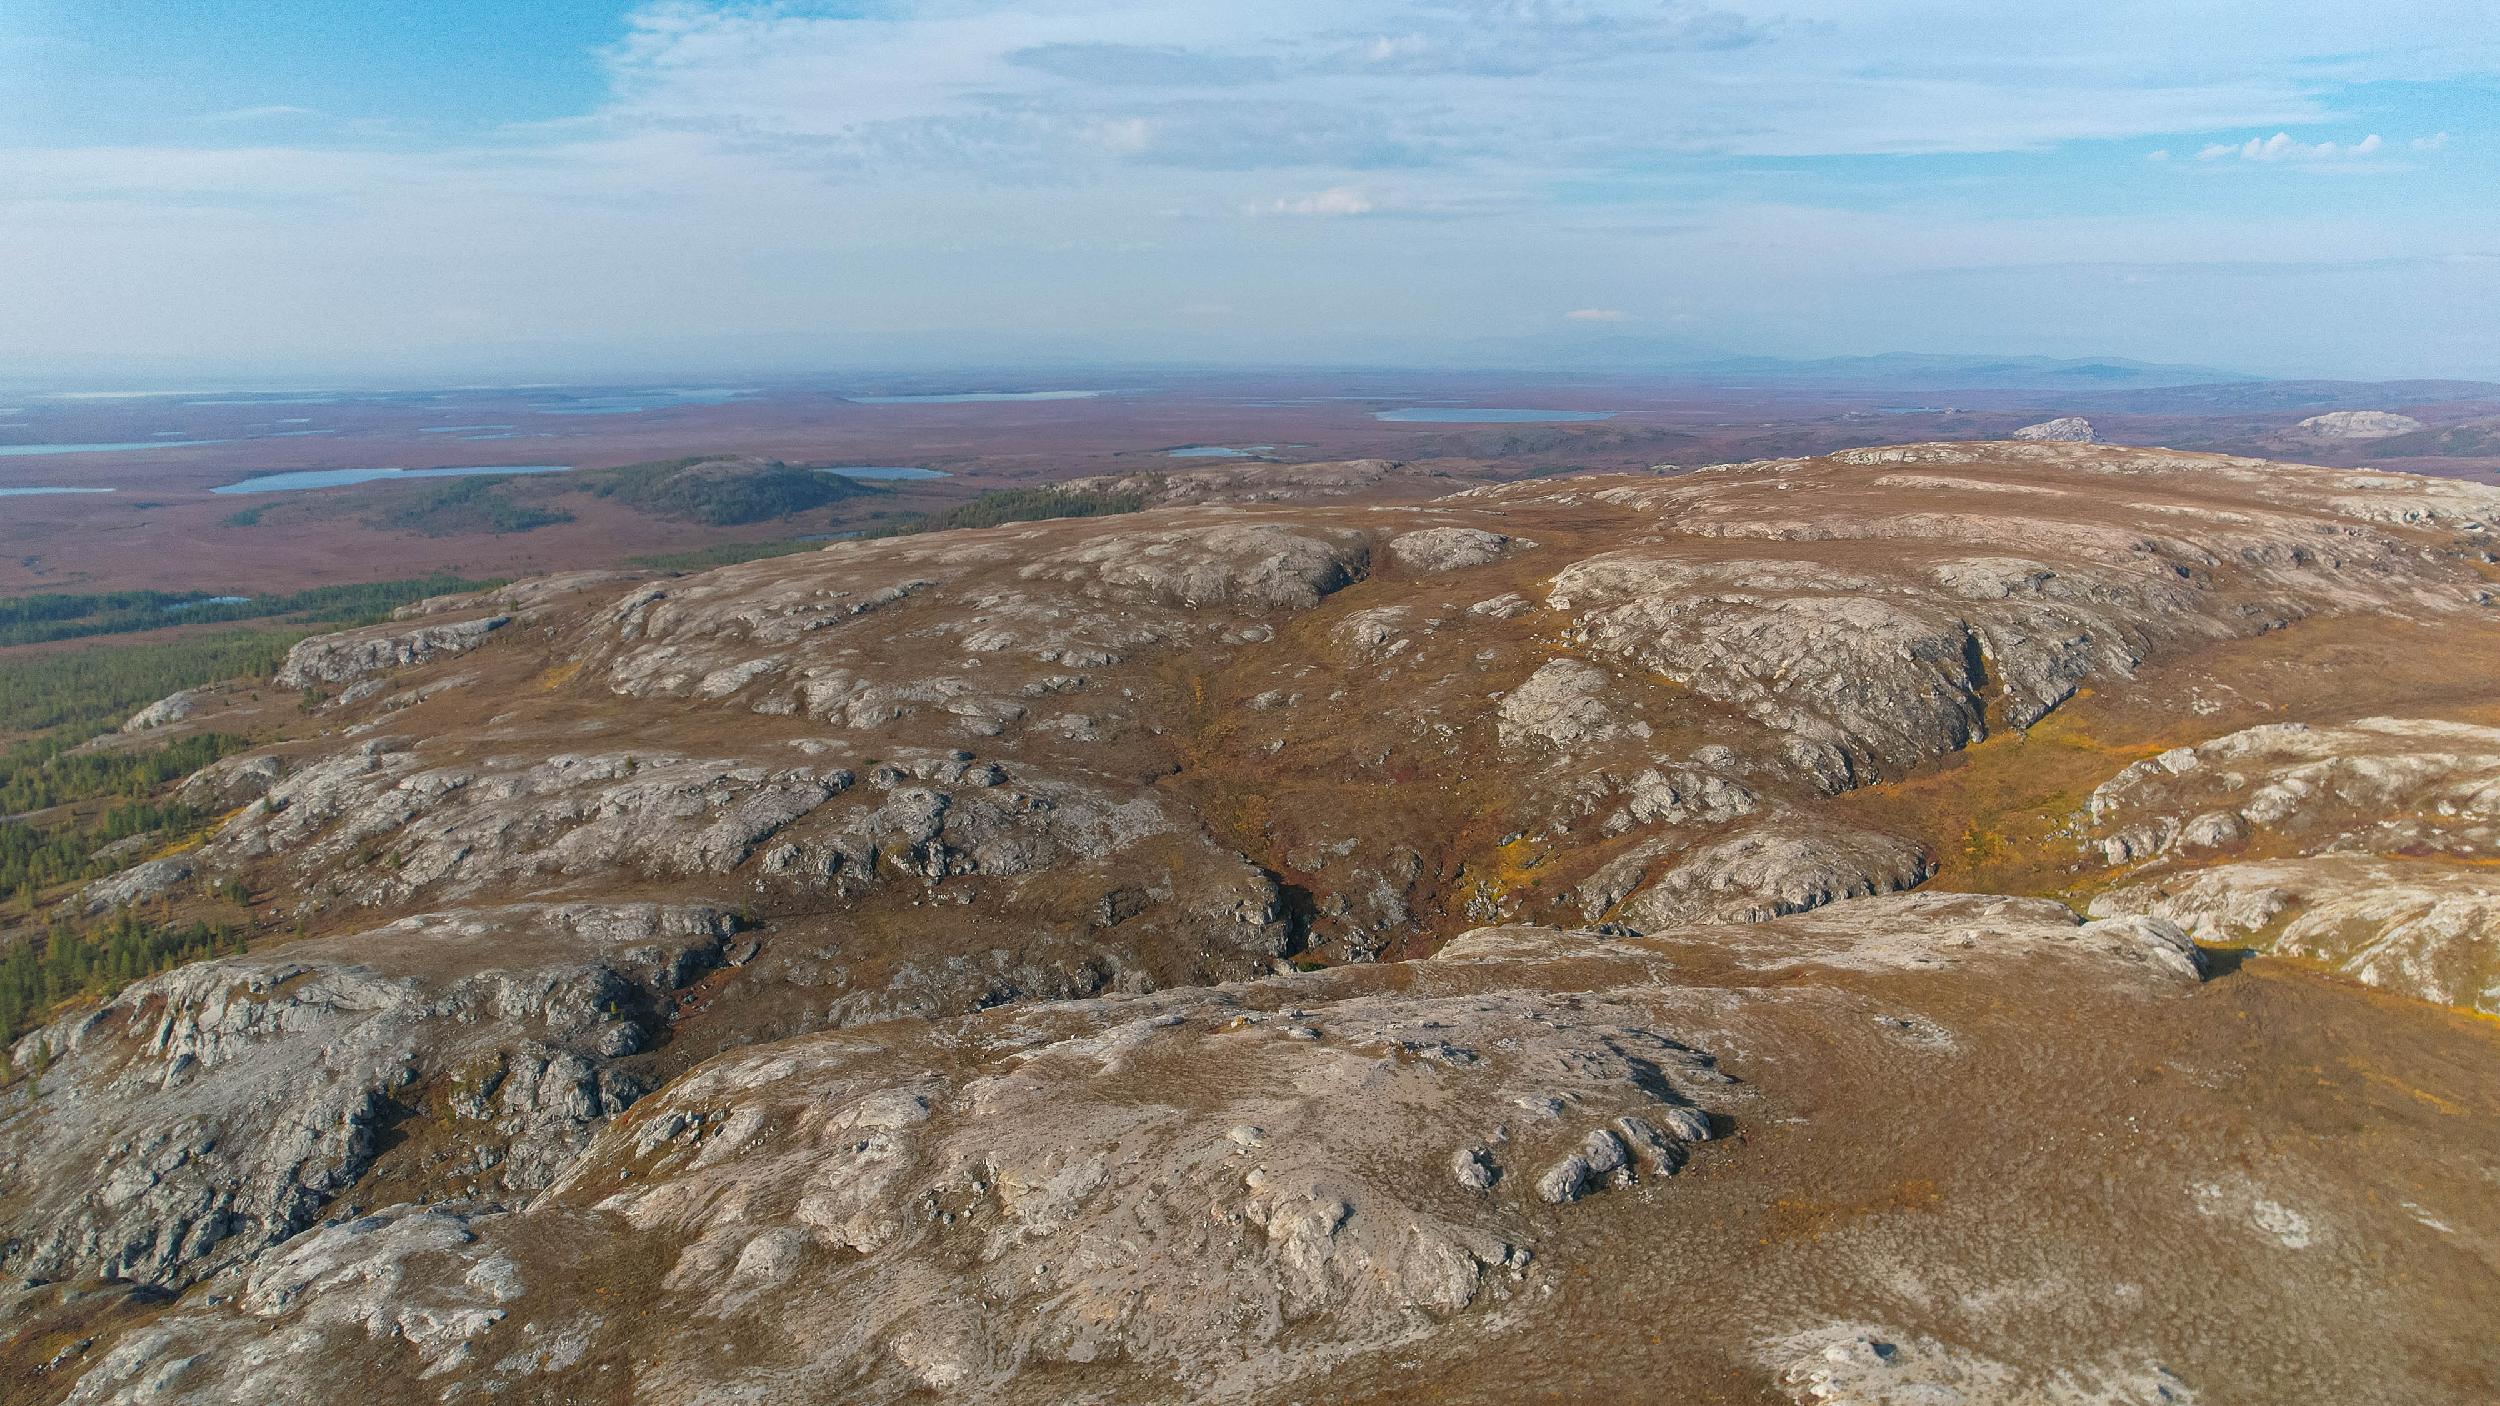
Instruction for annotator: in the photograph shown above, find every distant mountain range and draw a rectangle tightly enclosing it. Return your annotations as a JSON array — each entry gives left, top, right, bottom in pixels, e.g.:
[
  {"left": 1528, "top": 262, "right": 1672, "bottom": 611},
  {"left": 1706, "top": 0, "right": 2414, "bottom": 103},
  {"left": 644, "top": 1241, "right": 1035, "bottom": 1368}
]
[
  {"left": 2066, "top": 378, "right": 2500, "bottom": 414},
  {"left": 1655, "top": 353, "right": 2261, "bottom": 392}
]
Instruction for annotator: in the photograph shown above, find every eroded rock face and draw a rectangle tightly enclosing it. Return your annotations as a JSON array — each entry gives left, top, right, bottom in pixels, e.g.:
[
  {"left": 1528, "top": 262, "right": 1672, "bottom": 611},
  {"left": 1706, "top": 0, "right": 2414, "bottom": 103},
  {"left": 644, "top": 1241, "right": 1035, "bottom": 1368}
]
[{"left": 0, "top": 903, "right": 738, "bottom": 1289}]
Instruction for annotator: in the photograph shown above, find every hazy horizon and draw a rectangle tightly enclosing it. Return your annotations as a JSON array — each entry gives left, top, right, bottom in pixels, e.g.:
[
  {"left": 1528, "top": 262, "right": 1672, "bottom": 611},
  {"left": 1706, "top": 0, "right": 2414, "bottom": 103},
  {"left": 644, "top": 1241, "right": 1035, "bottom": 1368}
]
[{"left": 4, "top": 1, "right": 2495, "bottom": 384}]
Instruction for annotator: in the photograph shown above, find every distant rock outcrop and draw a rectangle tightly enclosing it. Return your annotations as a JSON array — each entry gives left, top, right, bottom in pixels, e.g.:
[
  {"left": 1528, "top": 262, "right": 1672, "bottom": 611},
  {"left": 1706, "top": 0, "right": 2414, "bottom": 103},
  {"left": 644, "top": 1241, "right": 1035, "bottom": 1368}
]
[
  {"left": 119, "top": 689, "right": 199, "bottom": 733},
  {"left": 274, "top": 614, "right": 509, "bottom": 690},
  {"left": 2294, "top": 410, "right": 2426, "bottom": 440},
  {"left": 2010, "top": 416, "right": 2096, "bottom": 442}
]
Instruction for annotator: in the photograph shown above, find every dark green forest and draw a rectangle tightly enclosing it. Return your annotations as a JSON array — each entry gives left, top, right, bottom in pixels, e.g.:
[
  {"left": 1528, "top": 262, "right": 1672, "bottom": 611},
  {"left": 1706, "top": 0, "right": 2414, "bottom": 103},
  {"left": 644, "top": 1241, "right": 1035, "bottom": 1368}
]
[
  {"left": 860, "top": 487, "right": 1144, "bottom": 539},
  {"left": 0, "top": 573, "right": 492, "bottom": 647},
  {"left": 585, "top": 456, "right": 873, "bottom": 525}
]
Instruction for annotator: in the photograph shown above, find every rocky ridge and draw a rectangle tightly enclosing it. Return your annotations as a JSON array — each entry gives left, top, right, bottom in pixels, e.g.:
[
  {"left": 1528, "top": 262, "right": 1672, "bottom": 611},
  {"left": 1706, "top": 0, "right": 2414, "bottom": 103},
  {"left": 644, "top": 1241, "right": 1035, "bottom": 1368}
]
[{"left": 7, "top": 442, "right": 2500, "bottom": 1403}]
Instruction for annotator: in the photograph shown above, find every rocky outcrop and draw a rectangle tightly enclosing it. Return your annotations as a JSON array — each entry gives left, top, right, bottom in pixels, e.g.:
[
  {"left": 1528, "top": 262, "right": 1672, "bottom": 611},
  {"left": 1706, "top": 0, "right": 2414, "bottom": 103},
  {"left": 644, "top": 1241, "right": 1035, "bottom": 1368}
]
[
  {"left": 1607, "top": 821, "right": 1937, "bottom": 929},
  {"left": 119, "top": 690, "right": 199, "bottom": 733},
  {"left": 275, "top": 615, "right": 510, "bottom": 689},
  {"left": 21, "top": 441, "right": 2500, "bottom": 1403},
  {"left": 2011, "top": 417, "right": 2097, "bottom": 443},
  {"left": 391, "top": 570, "right": 648, "bottom": 621},
  {"left": 1055, "top": 458, "right": 1441, "bottom": 507},
  {"left": 2072, "top": 717, "right": 2500, "bottom": 1010},
  {"left": 0, "top": 903, "right": 739, "bottom": 1289},
  {"left": 173, "top": 752, "right": 285, "bottom": 811},
  {"left": 73, "top": 854, "right": 195, "bottom": 915},
  {"left": 1760, "top": 1322, "right": 2195, "bottom": 1406},
  {"left": 40, "top": 894, "right": 2229, "bottom": 1406},
  {"left": 2092, "top": 859, "right": 2499, "bottom": 1013},
  {"left": 1496, "top": 658, "right": 1644, "bottom": 753},
  {"left": 2293, "top": 410, "right": 2426, "bottom": 441},
  {"left": 1387, "top": 526, "right": 1535, "bottom": 573},
  {"left": 2081, "top": 717, "right": 2500, "bottom": 866},
  {"left": 1024, "top": 521, "right": 1371, "bottom": 611}
]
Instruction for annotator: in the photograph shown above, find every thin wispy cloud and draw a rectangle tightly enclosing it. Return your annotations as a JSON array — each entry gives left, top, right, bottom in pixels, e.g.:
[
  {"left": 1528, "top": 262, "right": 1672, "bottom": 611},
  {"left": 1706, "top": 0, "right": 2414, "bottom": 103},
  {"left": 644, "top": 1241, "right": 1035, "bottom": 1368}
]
[
  {"left": 1255, "top": 186, "right": 1378, "bottom": 217},
  {"left": 2198, "top": 131, "right": 2386, "bottom": 162},
  {"left": 197, "top": 105, "right": 322, "bottom": 125},
  {"left": 1565, "top": 308, "right": 1632, "bottom": 321}
]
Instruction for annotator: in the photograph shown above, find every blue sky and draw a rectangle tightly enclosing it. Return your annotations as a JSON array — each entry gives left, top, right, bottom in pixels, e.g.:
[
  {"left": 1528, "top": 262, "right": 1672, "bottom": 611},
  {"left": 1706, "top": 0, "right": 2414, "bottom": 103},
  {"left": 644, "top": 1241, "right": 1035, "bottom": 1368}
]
[{"left": 1, "top": 1, "right": 2494, "bottom": 384}]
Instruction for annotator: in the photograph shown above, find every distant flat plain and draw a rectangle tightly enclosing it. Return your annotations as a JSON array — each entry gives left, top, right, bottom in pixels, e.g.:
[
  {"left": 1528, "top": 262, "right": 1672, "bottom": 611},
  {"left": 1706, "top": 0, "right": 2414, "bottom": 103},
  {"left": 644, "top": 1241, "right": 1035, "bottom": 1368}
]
[{"left": 1, "top": 371, "right": 2493, "bottom": 598}]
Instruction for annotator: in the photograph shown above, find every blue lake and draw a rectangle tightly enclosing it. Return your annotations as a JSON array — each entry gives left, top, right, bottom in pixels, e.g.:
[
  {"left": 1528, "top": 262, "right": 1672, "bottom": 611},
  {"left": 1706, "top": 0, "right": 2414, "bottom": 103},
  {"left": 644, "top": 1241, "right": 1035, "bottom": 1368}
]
[
  {"left": 532, "top": 388, "right": 757, "bottom": 416},
  {"left": 421, "top": 425, "right": 514, "bottom": 433},
  {"left": 1372, "top": 408, "right": 1615, "bottom": 424},
  {"left": 850, "top": 390, "right": 1104, "bottom": 405},
  {"left": 0, "top": 486, "right": 116, "bottom": 497},
  {"left": 0, "top": 439, "right": 233, "bottom": 456},
  {"left": 1166, "top": 445, "right": 1275, "bottom": 458},
  {"left": 213, "top": 465, "right": 573, "bottom": 495},
  {"left": 817, "top": 466, "right": 949, "bottom": 480}
]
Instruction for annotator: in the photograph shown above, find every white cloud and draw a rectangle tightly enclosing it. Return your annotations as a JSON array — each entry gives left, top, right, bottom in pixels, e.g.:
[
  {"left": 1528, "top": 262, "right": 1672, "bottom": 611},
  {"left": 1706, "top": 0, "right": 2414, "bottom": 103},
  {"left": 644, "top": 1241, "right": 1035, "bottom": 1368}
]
[
  {"left": 2197, "top": 131, "right": 2384, "bottom": 162},
  {"left": 3, "top": 0, "right": 2498, "bottom": 379},
  {"left": 2412, "top": 131, "right": 2451, "bottom": 150},
  {"left": 1255, "top": 186, "right": 1376, "bottom": 217},
  {"left": 1085, "top": 117, "right": 1155, "bottom": 153}
]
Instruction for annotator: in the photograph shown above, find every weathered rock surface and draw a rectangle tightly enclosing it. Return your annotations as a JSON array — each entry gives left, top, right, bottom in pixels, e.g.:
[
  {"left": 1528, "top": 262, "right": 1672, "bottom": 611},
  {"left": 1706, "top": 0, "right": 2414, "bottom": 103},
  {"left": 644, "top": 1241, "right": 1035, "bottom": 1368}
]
[
  {"left": 17, "top": 443, "right": 2500, "bottom": 1404},
  {"left": 2011, "top": 416, "right": 2097, "bottom": 442},
  {"left": 2077, "top": 716, "right": 2500, "bottom": 1009},
  {"left": 1387, "top": 526, "right": 1535, "bottom": 573},
  {"left": 2093, "top": 858, "right": 2500, "bottom": 1013},
  {"left": 0, "top": 903, "right": 739, "bottom": 1289},
  {"left": 72, "top": 855, "right": 195, "bottom": 916},
  {"left": 40, "top": 894, "right": 2235, "bottom": 1406},
  {"left": 391, "top": 571, "right": 649, "bottom": 622},
  {"left": 1607, "top": 820, "right": 1937, "bottom": 929},
  {"left": 118, "top": 690, "right": 198, "bottom": 733},
  {"left": 2293, "top": 410, "right": 2427, "bottom": 441},
  {"left": 1024, "top": 520, "right": 1371, "bottom": 611},
  {"left": 1056, "top": 458, "right": 1448, "bottom": 507},
  {"left": 275, "top": 615, "right": 510, "bottom": 689},
  {"left": 2082, "top": 716, "right": 2500, "bottom": 865}
]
